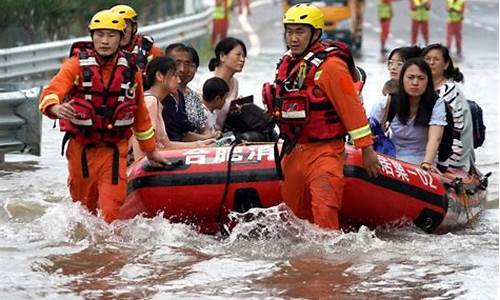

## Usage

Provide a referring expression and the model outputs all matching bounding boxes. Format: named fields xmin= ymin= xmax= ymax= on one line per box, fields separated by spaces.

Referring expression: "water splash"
xmin=223 ymin=204 xmax=387 ymax=260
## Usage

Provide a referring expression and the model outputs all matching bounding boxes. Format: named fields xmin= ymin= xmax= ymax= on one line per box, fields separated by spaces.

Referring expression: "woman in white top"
xmin=422 ymin=43 xmax=475 ymax=172
xmin=207 ymin=37 xmax=247 ymax=131
xmin=131 ymin=57 xmax=213 ymax=161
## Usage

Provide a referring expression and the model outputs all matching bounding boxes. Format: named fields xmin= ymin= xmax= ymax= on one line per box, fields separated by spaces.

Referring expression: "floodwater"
xmin=1 ymin=2 xmax=499 ymax=299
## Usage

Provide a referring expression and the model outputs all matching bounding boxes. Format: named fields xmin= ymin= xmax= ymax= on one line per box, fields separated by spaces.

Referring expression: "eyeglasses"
xmin=175 ymin=60 xmax=197 ymax=69
xmin=387 ymin=60 xmax=404 ymax=68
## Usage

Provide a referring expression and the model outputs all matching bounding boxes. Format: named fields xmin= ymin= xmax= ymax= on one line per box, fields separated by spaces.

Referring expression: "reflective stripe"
xmin=134 ymin=126 xmax=155 ymax=140
xmin=114 ymin=118 xmax=135 ymax=127
xmin=348 ymin=124 xmax=371 ymax=140
xmin=314 ymin=70 xmax=323 ymax=81
xmin=70 ymin=118 xmax=93 ymax=126
xmin=80 ymin=57 xmax=98 ymax=66
xmin=282 ymin=110 xmax=306 ymax=119
xmin=311 ymin=58 xmax=322 ymax=67
xmin=117 ymin=57 xmax=129 ymax=67
xmin=39 ymin=93 xmax=60 ymax=111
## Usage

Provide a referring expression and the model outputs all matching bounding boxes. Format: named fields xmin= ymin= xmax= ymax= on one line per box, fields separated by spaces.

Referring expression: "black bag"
xmin=467 ymin=100 xmax=486 ymax=148
xmin=224 ymin=103 xmax=277 ymax=142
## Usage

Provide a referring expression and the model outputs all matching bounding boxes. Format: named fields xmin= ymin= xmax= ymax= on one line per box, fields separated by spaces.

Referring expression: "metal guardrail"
xmin=0 ymin=5 xmax=213 ymax=162
xmin=0 ymin=87 xmax=42 ymax=163
xmin=0 ymin=7 xmax=213 ymax=80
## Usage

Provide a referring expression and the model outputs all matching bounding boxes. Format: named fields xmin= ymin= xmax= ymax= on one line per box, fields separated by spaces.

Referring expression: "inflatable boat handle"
xmin=142 ymin=158 xmax=186 ymax=172
xmin=479 ymin=172 xmax=492 ymax=190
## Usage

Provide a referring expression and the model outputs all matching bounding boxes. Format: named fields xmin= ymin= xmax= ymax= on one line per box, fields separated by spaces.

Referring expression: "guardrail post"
xmin=0 ymin=86 xmax=42 ymax=162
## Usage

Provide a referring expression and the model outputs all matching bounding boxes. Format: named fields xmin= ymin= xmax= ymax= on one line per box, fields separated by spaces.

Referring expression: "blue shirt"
xmin=370 ymin=96 xmax=447 ymax=165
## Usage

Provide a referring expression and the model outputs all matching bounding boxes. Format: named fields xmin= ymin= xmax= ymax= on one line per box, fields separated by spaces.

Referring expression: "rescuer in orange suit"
xmin=263 ymin=4 xmax=380 ymax=230
xmin=111 ymin=5 xmax=164 ymax=72
xmin=38 ymin=10 xmax=168 ymax=223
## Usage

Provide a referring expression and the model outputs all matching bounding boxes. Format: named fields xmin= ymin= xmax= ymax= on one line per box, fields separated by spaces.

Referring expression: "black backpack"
xmin=467 ymin=100 xmax=486 ymax=148
xmin=387 ymin=96 xmax=455 ymax=163
xmin=224 ymin=103 xmax=278 ymax=142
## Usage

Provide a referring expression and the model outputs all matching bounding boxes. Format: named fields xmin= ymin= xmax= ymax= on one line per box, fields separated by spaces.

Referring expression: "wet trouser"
xmin=446 ymin=22 xmax=463 ymax=55
xmin=280 ymin=140 xmax=345 ymax=230
xmin=212 ymin=19 xmax=228 ymax=46
xmin=380 ymin=18 xmax=391 ymax=50
xmin=411 ymin=20 xmax=429 ymax=45
xmin=66 ymin=139 xmax=128 ymax=223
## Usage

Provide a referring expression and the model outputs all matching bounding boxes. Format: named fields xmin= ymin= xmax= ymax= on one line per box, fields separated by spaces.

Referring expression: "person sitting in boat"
xmin=422 ymin=43 xmax=475 ymax=172
xmin=370 ymin=57 xmax=447 ymax=170
xmin=183 ymin=45 xmax=216 ymax=137
xmin=370 ymin=46 xmax=421 ymax=155
xmin=263 ymin=4 xmax=380 ymax=230
xmin=130 ymin=56 xmax=214 ymax=161
xmin=202 ymin=77 xmax=230 ymax=135
xmin=372 ymin=46 xmax=422 ymax=125
xmin=204 ymin=37 xmax=247 ymax=131
xmin=162 ymin=44 xmax=219 ymax=142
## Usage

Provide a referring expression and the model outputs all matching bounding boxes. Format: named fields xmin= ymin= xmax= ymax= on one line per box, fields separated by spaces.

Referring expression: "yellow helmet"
xmin=88 ymin=10 xmax=126 ymax=33
xmin=111 ymin=4 xmax=138 ymax=23
xmin=283 ymin=4 xmax=324 ymax=31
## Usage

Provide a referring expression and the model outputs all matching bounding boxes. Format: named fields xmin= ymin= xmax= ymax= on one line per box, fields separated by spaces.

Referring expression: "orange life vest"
xmin=129 ymin=35 xmax=154 ymax=71
xmin=60 ymin=42 xmax=138 ymax=146
xmin=265 ymin=40 xmax=357 ymax=144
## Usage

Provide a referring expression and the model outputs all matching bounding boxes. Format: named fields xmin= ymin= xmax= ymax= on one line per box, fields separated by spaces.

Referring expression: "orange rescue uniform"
xmin=39 ymin=55 xmax=155 ymax=223
xmin=281 ymin=56 xmax=373 ymax=230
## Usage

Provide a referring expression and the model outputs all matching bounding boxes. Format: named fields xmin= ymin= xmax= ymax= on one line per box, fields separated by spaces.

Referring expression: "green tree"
xmin=0 ymin=0 xmax=185 ymax=47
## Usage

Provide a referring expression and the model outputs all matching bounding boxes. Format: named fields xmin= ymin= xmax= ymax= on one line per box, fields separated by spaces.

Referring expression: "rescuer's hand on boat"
xmin=145 ymin=149 xmax=171 ymax=167
xmin=362 ymin=146 xmax=380 ymax=178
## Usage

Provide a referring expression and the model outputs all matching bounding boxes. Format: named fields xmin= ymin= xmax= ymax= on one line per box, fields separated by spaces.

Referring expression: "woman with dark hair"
xmin=130 ymin=56 xmax=213 ymax=161
xmin=383 ymin=46 xmax=422 ymax=95
xmin=422 ymin=43 xmax=474 ymax=171
xmin=371 ymin=46 xmax=421 ymax=124
xmin=206 ymin=37 xmax=247 ymax=131
xmin=371 ymin=57 xmax=447 ymax=168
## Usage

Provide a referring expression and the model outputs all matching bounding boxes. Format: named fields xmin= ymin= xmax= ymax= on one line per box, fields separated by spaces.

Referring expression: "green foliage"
xmin=0 ymin=0 xmax=185 ymax=47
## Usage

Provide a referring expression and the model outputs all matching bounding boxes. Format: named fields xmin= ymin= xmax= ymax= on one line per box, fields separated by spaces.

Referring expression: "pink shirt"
xmin=131 ymin=92 xmax=170 ymax=160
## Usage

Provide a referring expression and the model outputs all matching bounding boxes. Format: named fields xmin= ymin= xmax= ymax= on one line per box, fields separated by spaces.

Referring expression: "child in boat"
xmin=202 ymin=77 xmax=230 ymax=134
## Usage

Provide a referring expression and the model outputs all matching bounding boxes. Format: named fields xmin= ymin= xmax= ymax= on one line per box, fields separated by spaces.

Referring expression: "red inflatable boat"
xmin=121 ymin=143 xmax=488 ymax=234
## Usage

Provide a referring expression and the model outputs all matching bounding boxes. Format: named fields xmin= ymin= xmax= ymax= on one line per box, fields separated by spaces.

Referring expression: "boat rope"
xmin=216 ymin=140 xmax=241 ymax=236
